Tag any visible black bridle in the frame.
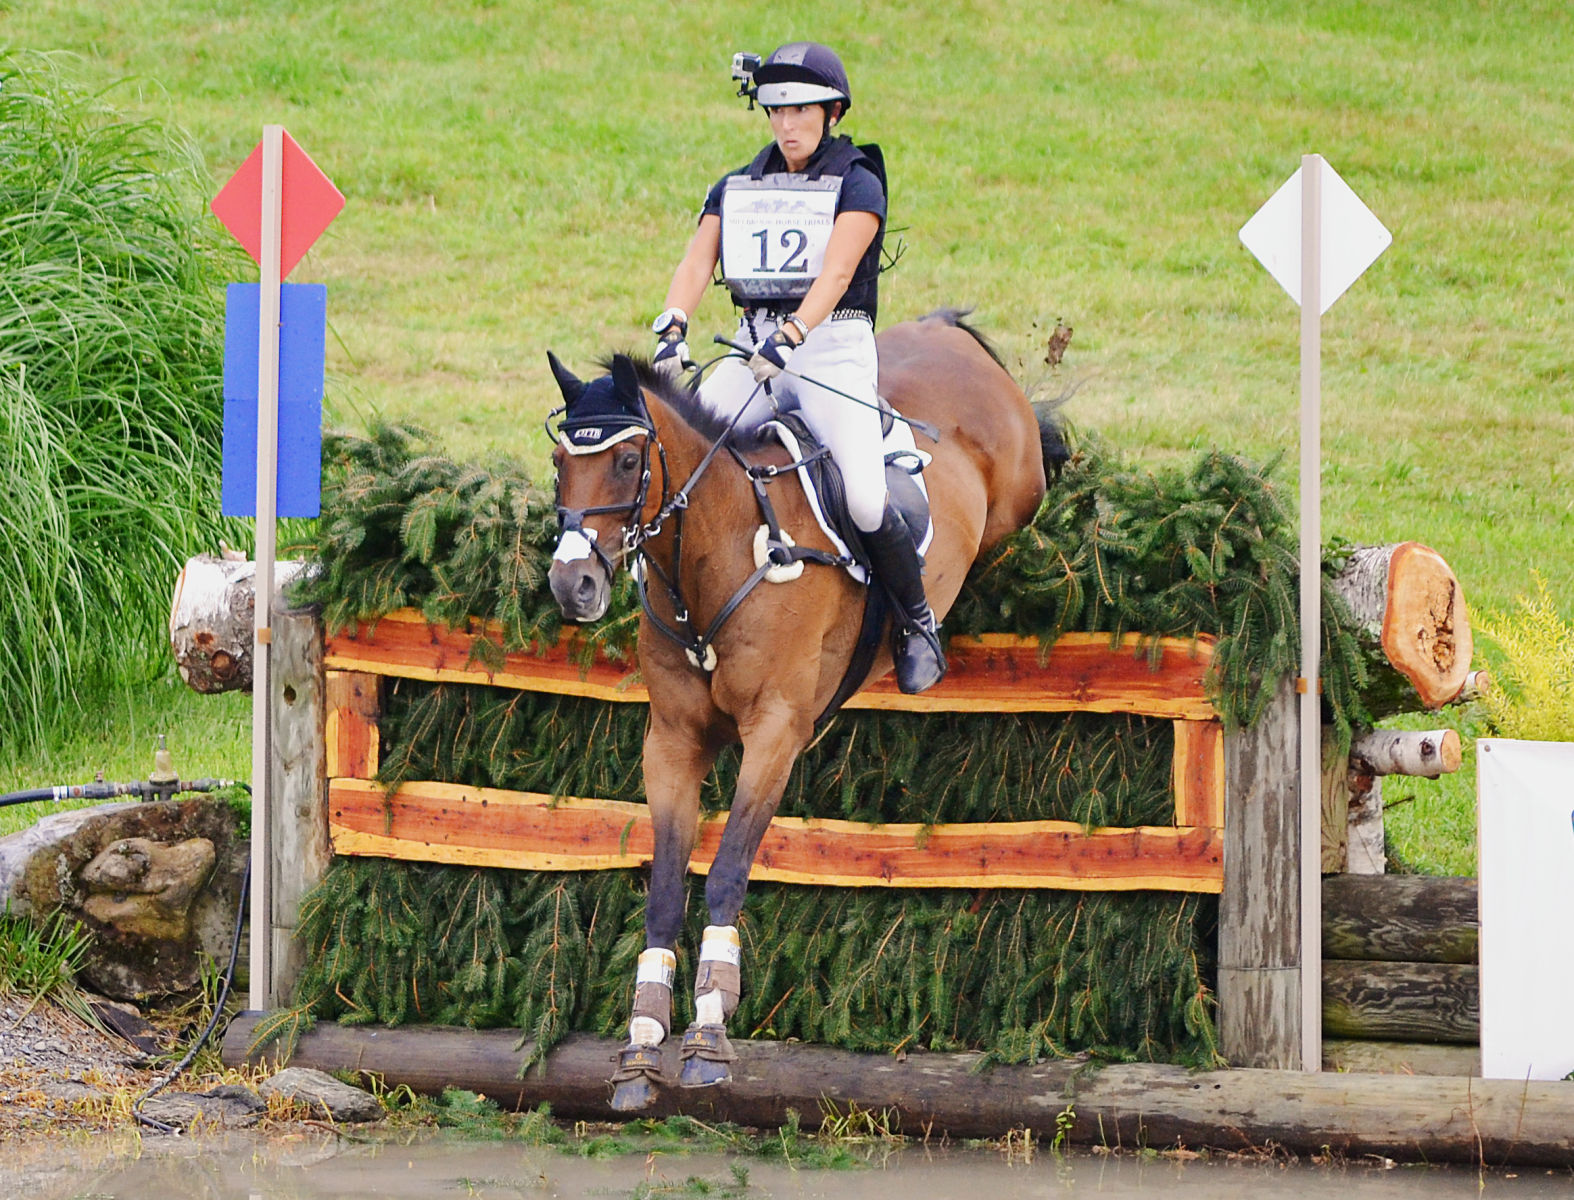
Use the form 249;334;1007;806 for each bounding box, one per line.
547;373;847;673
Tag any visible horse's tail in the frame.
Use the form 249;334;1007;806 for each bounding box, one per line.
921;307;1072;482
1032;396;1072;482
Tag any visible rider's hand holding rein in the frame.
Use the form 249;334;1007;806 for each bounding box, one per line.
651;307;690;380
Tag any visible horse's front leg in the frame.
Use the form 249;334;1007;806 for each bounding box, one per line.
610;713;717;1112
680;702;810;1088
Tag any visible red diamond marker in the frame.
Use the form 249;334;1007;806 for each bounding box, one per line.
211;130;344;279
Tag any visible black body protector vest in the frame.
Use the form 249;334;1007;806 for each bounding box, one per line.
719;135;885;320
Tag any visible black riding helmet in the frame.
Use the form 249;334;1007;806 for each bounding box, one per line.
751;42;852;116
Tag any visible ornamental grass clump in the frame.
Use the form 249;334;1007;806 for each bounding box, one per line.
0;53;242;752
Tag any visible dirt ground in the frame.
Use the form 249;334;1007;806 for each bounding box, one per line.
0;997;162;1135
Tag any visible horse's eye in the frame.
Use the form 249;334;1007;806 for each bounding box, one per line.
617;450;641;474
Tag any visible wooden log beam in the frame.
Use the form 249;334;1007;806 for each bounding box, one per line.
1323;1039;1480;1078
1322;960;1479;1043
322;609;1219;719
1323;875;1477;963
222;1019;1574;1166
1349;728;1462;778
1329;542;1472;717
327;778;1224;892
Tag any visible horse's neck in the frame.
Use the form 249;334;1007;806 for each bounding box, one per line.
647;392;732;508
642;393;751;571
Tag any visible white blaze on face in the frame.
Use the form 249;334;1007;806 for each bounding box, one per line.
552;527;598;565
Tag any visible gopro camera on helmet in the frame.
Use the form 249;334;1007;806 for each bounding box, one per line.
731;51;762;105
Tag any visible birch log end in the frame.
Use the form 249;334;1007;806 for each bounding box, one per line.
1330;543;1473;715
169;554;313;693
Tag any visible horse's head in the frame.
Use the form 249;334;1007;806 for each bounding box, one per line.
545;351;655;622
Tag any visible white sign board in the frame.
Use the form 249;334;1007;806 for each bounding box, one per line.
1478;738;1574;1081
1239;158;1391;314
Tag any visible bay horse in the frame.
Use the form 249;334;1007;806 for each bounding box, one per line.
546;310;1062;1111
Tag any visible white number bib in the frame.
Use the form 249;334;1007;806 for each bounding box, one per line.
720;174;842;302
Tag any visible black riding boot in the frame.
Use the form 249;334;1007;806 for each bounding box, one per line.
862;506;947;694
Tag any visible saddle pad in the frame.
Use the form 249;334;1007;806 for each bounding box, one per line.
762;413;934;586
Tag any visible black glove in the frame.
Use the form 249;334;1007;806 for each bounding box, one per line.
651;307;690;379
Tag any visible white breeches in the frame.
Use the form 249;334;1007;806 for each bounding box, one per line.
697;313;888;533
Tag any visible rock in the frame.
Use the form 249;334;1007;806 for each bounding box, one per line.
139;1087;265;1131
0;798;245;1000
80;836;216;941
260;1067;383;1124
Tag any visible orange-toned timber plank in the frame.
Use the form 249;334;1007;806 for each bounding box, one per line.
324;671;382;779
1171;719;1225;829
327;778;1223;893
323;610;1218;720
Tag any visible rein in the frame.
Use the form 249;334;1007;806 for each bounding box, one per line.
554;378;851;675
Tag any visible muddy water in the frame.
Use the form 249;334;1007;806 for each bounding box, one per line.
2;1132;1569;1200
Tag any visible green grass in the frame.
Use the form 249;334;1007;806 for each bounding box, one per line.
3;1;1570;872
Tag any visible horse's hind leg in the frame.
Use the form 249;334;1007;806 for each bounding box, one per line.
610;713;717;1113
679;706;809;1088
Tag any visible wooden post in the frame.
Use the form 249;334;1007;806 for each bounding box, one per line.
1297;152;1325;1072
267;597;332;1007
1219;678;1302;1067
249;123;285;1012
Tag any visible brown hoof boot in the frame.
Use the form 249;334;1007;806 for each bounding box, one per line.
678;1023;736;1088
609;1043;664;1111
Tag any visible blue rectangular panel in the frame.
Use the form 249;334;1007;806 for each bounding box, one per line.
222;282;326;518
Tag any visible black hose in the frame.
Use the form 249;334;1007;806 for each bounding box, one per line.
0;777;243;810
133;802;252;1135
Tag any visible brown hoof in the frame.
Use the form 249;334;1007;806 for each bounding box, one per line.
678;1023;736;1088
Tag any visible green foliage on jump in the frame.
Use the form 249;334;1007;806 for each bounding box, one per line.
286;421;1369;1066
0;52;243;753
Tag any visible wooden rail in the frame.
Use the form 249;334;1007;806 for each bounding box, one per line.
321;609;1226;892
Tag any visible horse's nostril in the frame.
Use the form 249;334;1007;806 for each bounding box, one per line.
576;575;599;604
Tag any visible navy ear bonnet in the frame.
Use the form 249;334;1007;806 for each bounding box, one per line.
547;351;653;453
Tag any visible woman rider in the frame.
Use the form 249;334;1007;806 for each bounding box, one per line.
648;41;945;694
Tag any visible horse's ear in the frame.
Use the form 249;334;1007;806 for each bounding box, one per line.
610;354;641;406
547;350;585;405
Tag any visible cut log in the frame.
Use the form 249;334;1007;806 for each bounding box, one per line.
1349;728;1462;778
1345;771;1385;875
1453;668;1491;704
222;1020;1574;1166
169;554;314;693
1323;874;1477;963
1322;960;1478;1043
1329;542;1472;717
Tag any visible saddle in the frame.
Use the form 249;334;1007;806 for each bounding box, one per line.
756;407;935;726
759;406;933;578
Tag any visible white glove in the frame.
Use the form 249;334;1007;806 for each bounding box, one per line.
651;307;689;380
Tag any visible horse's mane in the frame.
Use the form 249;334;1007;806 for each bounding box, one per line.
608;354;772;451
